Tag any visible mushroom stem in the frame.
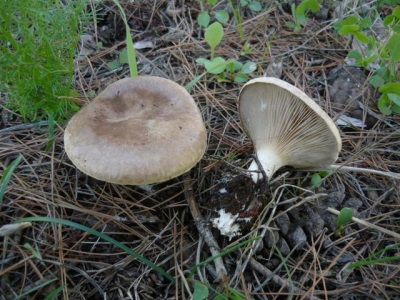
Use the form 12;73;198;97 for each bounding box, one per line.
248;148;283;182
328;164;400;180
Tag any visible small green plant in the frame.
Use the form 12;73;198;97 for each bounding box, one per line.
197;0;230;28
310;170;334;188
288;0;320;31
240;0;262;12
335;207;354;235
196;21;257;82
334;6;400;115
0;0;89;122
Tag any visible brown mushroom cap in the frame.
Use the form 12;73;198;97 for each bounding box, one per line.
64;76;207;185
239;77;342;181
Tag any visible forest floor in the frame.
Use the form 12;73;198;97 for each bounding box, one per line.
1;1;400;299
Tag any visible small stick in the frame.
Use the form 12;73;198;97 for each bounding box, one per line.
327;207;400;240
328;164;400;180
249;258;320;299
0;121;48;133
182;173;228;281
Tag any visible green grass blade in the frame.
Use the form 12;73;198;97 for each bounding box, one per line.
349;243;400;269
44;285;65;300
112;0;138;77
185;72;207;91
0;154;23;203
15;216;174;282
15;277;58;300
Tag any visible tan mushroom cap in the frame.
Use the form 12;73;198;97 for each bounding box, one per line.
64;76;207;185
239;77;342;181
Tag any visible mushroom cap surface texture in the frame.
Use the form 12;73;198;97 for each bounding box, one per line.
239;77;342;181
64;76;207;185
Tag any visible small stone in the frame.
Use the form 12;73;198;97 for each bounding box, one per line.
304;212;325;237
275;212;290;235
263;226;280;249
277;238;291;256
343;198;363;211
287;226;307;249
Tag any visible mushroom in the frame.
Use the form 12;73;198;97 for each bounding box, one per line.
238;77;342;182
64;76;207;185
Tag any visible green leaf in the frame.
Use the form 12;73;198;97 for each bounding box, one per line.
215;10;229;24
385;32;400;61
0;155;23;203
353;31;369;43
119;48;129;64
204;57;226;74
339;24;359;35
225;59;236;73
294;11;307;25
197;11;210;27
192;281;209;300
383;15;397;26
378;94;392;115
347;50;363;61
249;1;262;11
392;6;400;18
196;57;209;66
387;92;400;106
369;75;385;88
359;17;372;29
379;82;400;93
241;61;257;74
392;104;400;114
107;59;120;70
207;0;217;6
337;207;353;228
233;61;243;71
297;0;319;15
204;22;224;59
234;73;248;83
341;15;359;26
311;173;322;188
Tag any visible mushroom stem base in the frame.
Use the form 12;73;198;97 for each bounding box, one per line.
248;149;283;182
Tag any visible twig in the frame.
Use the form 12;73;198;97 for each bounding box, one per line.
0;121;48;133
327;207;400;240
182;173;228;281
249;258;321;300
328;164;400;180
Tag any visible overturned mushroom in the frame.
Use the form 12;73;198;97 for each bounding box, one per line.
239;77;342;182
64;76;207;185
